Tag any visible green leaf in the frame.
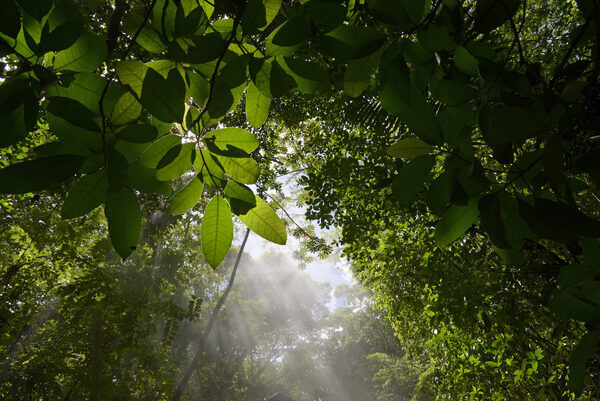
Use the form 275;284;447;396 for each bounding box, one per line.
392;155;435;205
193;149;225;186
518;198;600;242
387;137;433;159
46;73;122;117
569;330;600;396
204;128;259;153
479;105;550;146
117;61;185;123
305;0;346;26
478;194;510;249
187;71;210;108
116;124;158;143
426;170;455;215
0;0;21;38
250;58;296;98
0;155;85;194
137;135;181;168
344;48;383;97
123;14;166;53
474;0;521;33
39;0;84;52
46;96;100;132
62;171;109;218
279;57;329;94
215;154;260;184
224;180;256;215
242;0;282;32
435;197;479;247
201;196;233;268
17;0;52;21
549;289;600;322
316;25;385;61
156;143;195;181
110;92;142;125
380;55;443;144
54;33;107;72
265;15;311;57
127;163;171;196
168;176;204;215
246;82;271;128
431;80;477;106
105;187;141;259
454;46;479;76
237;195;287;245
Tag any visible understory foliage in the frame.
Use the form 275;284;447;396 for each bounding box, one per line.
2;0;600;399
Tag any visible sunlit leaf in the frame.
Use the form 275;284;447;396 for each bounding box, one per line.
434;197;479;246
201;196;233;268
168;175;204;215
237;195;287;245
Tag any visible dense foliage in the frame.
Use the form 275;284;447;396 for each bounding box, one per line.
2;0;600;399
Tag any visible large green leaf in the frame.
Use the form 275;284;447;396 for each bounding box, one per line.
38;0;84;52
117;61;185;123
17;0;52;21
434;197;479;246
62;171;108;218
224;180;256;215
0;154;85;193
54;33;107;72
127;163;171;196
137;135;181;167
279;57;329;94
123;14;166;53
391;155;435;206
237;195;287;245
116;124;158;143
569;330;600;395
316;25;385;61
265;15;311;57
168;175;204;215
344;49;383;97
245;82;271;128
518;198;600;242
0;0;21;38
250;58;296;98
201;196;233;268
387;137;433;159
479;106;550;146
474;0;521;33
242;0;282;32
110;92;142;125
478;194;510;249
215;154;260;184
46;96;100;132
193;149;225;186
156;143;195;181
46;73;122;117
453;46;479;76
105;186;141;259
204;128;259;153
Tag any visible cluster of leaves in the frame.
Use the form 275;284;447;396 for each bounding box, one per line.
0;0;289;268
2;0;600;397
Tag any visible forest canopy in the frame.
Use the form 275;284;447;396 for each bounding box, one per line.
1;0;600;399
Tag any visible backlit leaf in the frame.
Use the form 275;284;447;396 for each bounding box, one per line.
237;195;287;245
201;196;233;268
